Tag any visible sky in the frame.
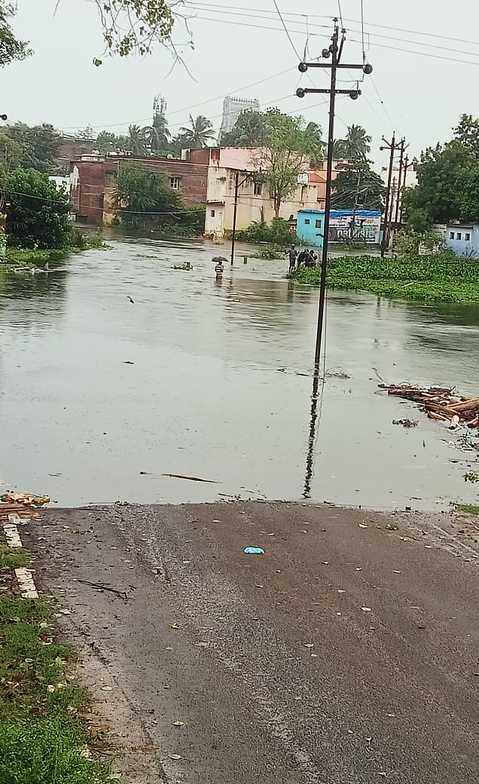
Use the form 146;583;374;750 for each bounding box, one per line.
3;0;479;168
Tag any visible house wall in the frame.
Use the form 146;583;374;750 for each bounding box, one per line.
445;224;479;256
297;209;382;248
71;156;208;226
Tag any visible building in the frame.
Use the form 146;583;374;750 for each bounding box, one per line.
297;209;382;248
444;223;479;256
194;148;341;237
219;96;260;140
70;154;208;226
70;146;344;233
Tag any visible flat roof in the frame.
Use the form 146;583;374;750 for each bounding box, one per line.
298;209;382;217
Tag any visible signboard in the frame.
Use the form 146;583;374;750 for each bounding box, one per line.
328;213;380;244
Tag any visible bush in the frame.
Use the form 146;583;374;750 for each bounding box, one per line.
393;229;449;257
2;168;71;249
236;217;294;246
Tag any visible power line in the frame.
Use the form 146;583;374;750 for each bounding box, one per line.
337;0;344;28
272;0;303;61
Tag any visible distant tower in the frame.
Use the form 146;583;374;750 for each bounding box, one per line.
219;96;260;141
153;95;167;122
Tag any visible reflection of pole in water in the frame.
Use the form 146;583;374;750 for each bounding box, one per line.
303;374;320;499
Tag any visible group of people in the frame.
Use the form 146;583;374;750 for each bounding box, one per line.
287;246;319;274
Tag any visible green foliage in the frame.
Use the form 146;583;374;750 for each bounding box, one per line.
3;123;61;174
453;114;479;156
221;109;268;147
0;547;31;569
235;217;294;246
333;124;372;161
0;593;111;783
464;471;479;483
393;229;448;257
251;244;284;259
251;109;324;217
92;0;173;58
455;503;479;515
114;165;202;231
2;168;71;249
332;162;385;210
0;131;24;172
294;254;479;303
178;114;215;148
0;2;31;67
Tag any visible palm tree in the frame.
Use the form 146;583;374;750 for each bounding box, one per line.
128;124;148;156
179;114;215;148
334;124;372;162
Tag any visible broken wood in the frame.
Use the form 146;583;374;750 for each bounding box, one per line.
379;384;479;431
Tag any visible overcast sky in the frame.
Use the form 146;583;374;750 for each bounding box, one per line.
3;1;479;166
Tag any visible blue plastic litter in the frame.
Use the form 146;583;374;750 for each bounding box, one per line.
243;546;265;555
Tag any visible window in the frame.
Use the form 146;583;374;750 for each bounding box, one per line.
457;232;462;240
316;219;322;228
169;176;181;190
304;218;310;225
449;232;455;240
210;209;215;217
253;181;262;196
465;233;471;241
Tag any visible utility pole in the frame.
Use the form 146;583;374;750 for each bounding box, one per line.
230;170;255;265
394;139;407;226
230;170;240;266
399;155;415;225
380;133;397;258
297;19;373;375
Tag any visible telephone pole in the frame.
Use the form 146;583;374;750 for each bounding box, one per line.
230;170;240;266
398;155;415;225
380;133;397;258
394;139;408;226
297;19;372;375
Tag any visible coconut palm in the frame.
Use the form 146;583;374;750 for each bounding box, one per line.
179;114;215;148
334;124;372;161
128;124;148;156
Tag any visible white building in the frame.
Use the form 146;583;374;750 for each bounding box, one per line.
219;96;260;140
188;148;333;238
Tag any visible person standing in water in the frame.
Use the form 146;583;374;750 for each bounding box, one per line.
288;245;298;274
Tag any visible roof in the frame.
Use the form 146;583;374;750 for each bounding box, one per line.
298;209;382;217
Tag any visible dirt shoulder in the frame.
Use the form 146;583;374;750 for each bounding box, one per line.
25;501;479;784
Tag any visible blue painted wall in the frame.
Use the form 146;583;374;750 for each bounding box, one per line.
296;209;382;248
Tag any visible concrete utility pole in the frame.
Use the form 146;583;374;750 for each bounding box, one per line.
380;133;397;258
398;155;415;225
394;139;408;226
297;19;373;375
230;170;240;266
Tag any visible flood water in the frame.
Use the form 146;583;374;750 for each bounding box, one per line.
1;238;478;510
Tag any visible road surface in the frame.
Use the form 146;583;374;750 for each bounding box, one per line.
28;502;479;783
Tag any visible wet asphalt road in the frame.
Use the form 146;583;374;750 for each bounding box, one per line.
29;502;479;784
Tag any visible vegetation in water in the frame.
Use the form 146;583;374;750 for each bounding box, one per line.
235;217;295;247
293;254;479;303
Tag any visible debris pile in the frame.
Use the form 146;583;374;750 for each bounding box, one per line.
380;385;479;429
0;492;50;522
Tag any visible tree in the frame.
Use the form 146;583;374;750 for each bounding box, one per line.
333;124;372;161
3;123;61;173
0;2;31;67
332;162;385;211
91;0;174;59
255;109;323;218
405;141;475;230
0;131;24;172
96;131;118;155
114;165;181;226
220;109;267;146
1;168;71;248
453;114;479;157
179;115;215;148
148;96;170;154
127;124;148;156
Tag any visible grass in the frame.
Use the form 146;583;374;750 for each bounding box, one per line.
0;578;114;783
293;254;479;303
455;503;479;515
0;547;31;570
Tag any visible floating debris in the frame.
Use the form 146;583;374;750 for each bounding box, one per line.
380;384;479;429
392;418;418;428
